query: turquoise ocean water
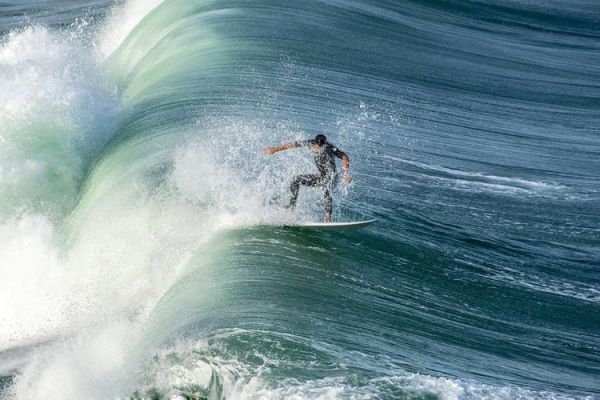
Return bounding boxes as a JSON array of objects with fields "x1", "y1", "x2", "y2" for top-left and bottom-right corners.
[{"x1": 0, "y1": 1, "x2": 599, "y2": 399}]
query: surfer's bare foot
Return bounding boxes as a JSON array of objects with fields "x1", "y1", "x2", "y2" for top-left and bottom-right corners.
[
  {"x1": 282, "y1": 203, "x2": 295, "y2": 211},
  {"x1": 323, "y1": 213, "x2": 332, "y2": 222}
]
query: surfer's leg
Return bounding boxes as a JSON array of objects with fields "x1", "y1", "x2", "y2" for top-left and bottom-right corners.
[
  {"x1": 288, "y1": 174, "x2": 321, "y2": 209},
  {"x1": 322, "y1": 174, "x2": 336, "y2": 222},
  {"x1": 323, "y1": 187, "x2": 333, "y2": 222}
]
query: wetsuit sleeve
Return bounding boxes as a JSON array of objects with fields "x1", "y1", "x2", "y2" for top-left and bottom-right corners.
[
  {"x1": 292, "y1": 139, "x2": 314, "y2": 148},
  {"x1": 331, "y1": 146, "x2": 346, "y2": 159}
]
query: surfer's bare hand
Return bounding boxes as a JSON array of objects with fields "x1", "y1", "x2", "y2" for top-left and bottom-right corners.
[{"x1": 263, "y1": 147, "x2": 276, "y2": 155}]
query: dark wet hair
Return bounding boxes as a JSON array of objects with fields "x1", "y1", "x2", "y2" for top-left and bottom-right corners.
[{"x1": 315, "y1": 134, "x2": 326, "y2": 145}]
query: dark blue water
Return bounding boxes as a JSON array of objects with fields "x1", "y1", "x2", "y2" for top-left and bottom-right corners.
[{"x1": 1, "y1": 1, "x2": 598, "y2": 399}]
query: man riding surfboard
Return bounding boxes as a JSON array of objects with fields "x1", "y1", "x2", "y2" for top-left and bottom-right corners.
[{"x1": 263, "y1": 134, "x2": 351, "y2": 222}]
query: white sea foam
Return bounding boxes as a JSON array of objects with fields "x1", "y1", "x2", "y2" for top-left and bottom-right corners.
[
  {"x1": 493, "y1": 268, "x2": 600, "y2": 304},
  {"x1": 0, "y1": 216, "x2": 65, "y2": 350},
  {"x1": 8, "y1": 322, "x2": 137, "y2": 399},
  {"x1": 382, "y1": 155, "x2": 566, "y2": 196},
  {"x1": 0, "y1": 0, "x2": 176, "y2": 350},
  {"x1": 0, "y1": 115, "x2": 319, "y2": 399},
  {"x1": 0, "y1": 25, "x2": 119, "y2": 217},
  {"x1": 227, "y1": 373, "x2": 593, "y2": 400},
  {"x1": 126, "y1": 337, "x2": 593, "y2": 400},
  {"x1": 1, "y1": 198, "x2": 208, "y2": 399},
  {"x1": 0, "y1": 4, "x2": 186, "y2": 399},
  {"x1": 0, "y1": 25, "x2": 131, "y2": 384}
]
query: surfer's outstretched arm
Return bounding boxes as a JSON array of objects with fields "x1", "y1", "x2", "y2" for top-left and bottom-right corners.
[{"x1": 263, "y1": 142, "x2": 296, "y2": 155}]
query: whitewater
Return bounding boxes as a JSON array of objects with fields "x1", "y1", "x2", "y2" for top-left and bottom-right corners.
[{"x1": 0, "y1": 0, "x2": 598, "y2": 399}]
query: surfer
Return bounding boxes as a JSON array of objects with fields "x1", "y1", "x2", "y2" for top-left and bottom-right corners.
[{"x1": 263, "y1": 134, "x2": 351, "y2": 222}]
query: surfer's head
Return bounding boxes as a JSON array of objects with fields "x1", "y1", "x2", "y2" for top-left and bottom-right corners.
[{"x1": 315, "y1": 134, "x2": 326, "y2": 146}]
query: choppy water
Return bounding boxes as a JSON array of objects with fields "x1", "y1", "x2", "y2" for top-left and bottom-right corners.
[{"x1": 1, "y1": 1, "x2": 599, "y2": 399}]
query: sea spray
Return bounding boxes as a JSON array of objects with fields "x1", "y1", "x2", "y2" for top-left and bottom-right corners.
[{"x1": 0, "y1": 26, "x2": 118, "y2": 218}]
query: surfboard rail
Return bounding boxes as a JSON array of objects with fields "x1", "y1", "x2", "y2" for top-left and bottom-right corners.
[{"x1": 283, "y1": 219, "x2": 376, "y2": 231}]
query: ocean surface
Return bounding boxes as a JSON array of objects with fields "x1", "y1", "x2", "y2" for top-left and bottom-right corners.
[{"x1": 1, "y1": 1, "x2": 599, "y2": 399}]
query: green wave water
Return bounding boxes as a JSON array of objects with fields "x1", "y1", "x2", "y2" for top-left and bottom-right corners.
[{"x1": 0, "y1": 0, "x2": 598, "y2": 399}]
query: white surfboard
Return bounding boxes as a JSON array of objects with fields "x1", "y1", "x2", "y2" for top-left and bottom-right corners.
[{"x1": 284, "y1": 219, "x2": 376, "y2": 231}]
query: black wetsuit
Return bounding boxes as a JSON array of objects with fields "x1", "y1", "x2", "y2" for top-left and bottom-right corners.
[{"x1": 288, "y1": 139, "x2": 347, "y2": 215}]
